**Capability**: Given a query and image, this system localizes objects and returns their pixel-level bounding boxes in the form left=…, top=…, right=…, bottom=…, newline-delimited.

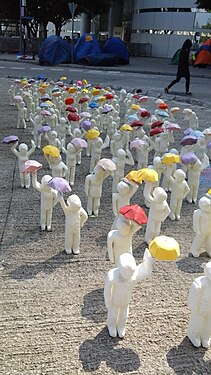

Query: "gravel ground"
left=0, top=78, right=211, bottom=375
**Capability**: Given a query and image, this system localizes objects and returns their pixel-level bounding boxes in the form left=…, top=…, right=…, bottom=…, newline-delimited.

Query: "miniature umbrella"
left=38, top=125, right=51, bottom=135
left=67, top=113, right=80, bottom=122
left=79, top=97, right=89, bottom=104
left=89, top=101, right=98, bottom=108
left=42, top=145, right=60, bottom=158
left=127, top=114, right=139, bottom=123
left=22, top=160, right=43, bottom=173
left=71, top=138, right=87, bottom=149
left=150, top=127, right=164, bottom=137
left=149, top=235, right=180, bottom=261
left=139, top=96, right=149, bottom=103
left=137, top=168, right=159, bottom=183
left=162, top=153, right=181, bottom=165
left=131, top=104, right=140, bottom=111
left=65, top=106, right=77, bottom=112
left=130, top=138, right=145, bottom=149
left=165, top=123, right=181, bottom=131
left=207, top=141, right=211, bottom=150
left=40, top=110, right=51, bottom=117
left=181, top=153, right=198, bottom=165
left=97, top=158, right=116, bottom=171
left=125, top=170, right=142, bottom=184
left=14, top=95, right=23, bottom=102
left=81, top=120, right=92, bottom=131
left=48, top=177, right=71, bottom=193
left=119, top=204, right=148, bottom=225
left=80, top=111, right=92, bottom=118
left=180, top=135, right=198, bottom=147
left=119, top=124, right=133, bottom=132
left=151, top=120, right=164, bottom=129
left=85, top=129, right=100, bottom=140
left=140, top=110, right=150, bottom=118
left=130, top=120, right=144, bottom=128
left=159, top=103, right=168, bottom=110
left=65, top=97, right=74, bottom=105
left=157, top=110, right=169, bottom=118
left=3, top=135, right=19, bottom=144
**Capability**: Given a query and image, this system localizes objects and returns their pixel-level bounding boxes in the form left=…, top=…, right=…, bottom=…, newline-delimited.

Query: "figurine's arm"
left=130, top=220, right=142, bottom=236
left=107, top=231, right=115, bottom=264
left=192, top=210, right=202, bottom=234
left=125, top=149, right=134, bottom=166
left=80, top=207, right=88, bottom=227
left=162, top=203, right=171, bottom=222
left=183, top=182, right=190, bottom=199
left=133, top=248, right=153, bottom=284
left=10, top=142, right=19, bottom=157
left=27, top=140, right=36, bottom=156
left=62, top=147, right=68, bottom=155
left=112, top=193, right=118, bottom=216
left=188, top=277, right=202, bottom=311
left=59, top=195, right=68, bottom=213
left=29, top=113, right=35, bottom=125
left=62, top=163, right=68, bottom=178
left=104, top=269, right=115, bottom=309
left=85, top=175, right=91, bottom=196
left=31, top=171, right=41, bottom=191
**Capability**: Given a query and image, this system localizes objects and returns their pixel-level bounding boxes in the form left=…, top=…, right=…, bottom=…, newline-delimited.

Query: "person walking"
left=165, top=39, right=192, bottom=95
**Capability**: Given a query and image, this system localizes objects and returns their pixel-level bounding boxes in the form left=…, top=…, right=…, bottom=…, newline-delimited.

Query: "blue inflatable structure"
left=38, top=35, right=72, bottom=65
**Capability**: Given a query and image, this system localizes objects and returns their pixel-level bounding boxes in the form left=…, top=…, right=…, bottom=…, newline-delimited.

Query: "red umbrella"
left=119, top=204, right=148, bottom=225
left=130, top=120, right=144, bottom=128
left=140, top=110, right=150, bottom=118
left=22, top=160, right=42, bottom=173
left=106, top=93, right=114, bottom=100
left=65, top=97, right=74, bottom=105
left=151, top=120, right=164, bottom=129
left=67, top=113, right=80, bottom=122
left=150, top=127, right=164, bottom=137
left=79, top=97, right=89, bottom=104
left=180, top=135, right=198, bottom=147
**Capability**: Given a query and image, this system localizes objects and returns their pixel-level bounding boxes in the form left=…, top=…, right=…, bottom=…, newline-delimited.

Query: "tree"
left=196, top=1, right=211, bottom=11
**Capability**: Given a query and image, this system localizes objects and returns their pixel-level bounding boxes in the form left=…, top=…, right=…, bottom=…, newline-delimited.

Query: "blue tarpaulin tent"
left=102, top=37, right=129, bottom=65
left=74, top=33, right=101, bottom=63
left=38, top=35, right=72, bottom=65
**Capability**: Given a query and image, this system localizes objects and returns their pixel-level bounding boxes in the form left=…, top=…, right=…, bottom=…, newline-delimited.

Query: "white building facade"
left=131, top=0, right=211, bottom=58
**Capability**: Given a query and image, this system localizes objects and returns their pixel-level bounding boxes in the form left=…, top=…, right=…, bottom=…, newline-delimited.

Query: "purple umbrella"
left=180, top=135, right=198, bottom=147
left=38, top=125, right=51, bottom=135
left=81, top=120, right=92, bottom=131
left=207, top=141, right=211, bottom=150
left=101, top=106, right=113, bottom=114
left=181, top=153, right=198, bottom=165
left=80, top=111, right=92, bottom=118
left=48, top=177, right=72, bottom=193
left=165, top=123, right=181, bottom=131
left=184, top=128, right=193, bottom=136
left=3, top=135, right=19, bottom=144
left=130, top=138, right=145, bottom=149
left=71, top=138, right=87, bottom=149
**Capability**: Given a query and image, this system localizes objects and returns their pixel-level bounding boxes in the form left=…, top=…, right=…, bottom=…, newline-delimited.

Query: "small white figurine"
left=183, top=108, right=199, bottom=130
left=59, top=193, right=88, bottom=254
left=195, top=136, right=210, bottom=170
left=104, top=249, right=153, bottom=338
left=17, top=101, right=27, bottom=129
left=62, top=143, right=81, bottom=186
left=110, top=131, right=123, bottom=157
left=187, top=261, right=211, bottom=348
left=150, top=131, right=169, bottom=157
left=169, top=169, right=190, bottom=221
left=85, top=165, right=109, bottom=217
left=57, top=117, right=68, bottom=148
left=136, top=141, right=153, bottom=169
left=145, top=187, right=171, bottom=244
left=30, top=114, right=42, bottom=148
left=186, top=159, right=202, bottom=204
left=8, top=84, right=16, bottom=106
left=89, top=137, right=103, bottom=173
left=32, top=172, right=58, bottom=231
left=44, top=130, right=61, bottom=150
left=50, top=155, right=68, bottom=178
left=11, top=140, right=36, bottom=188
left=112, top=149, right=134, bottom=193
left=190, top=194, right=211, bottom=258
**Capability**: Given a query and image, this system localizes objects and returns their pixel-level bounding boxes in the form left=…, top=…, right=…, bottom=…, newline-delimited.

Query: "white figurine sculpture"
left=59, top=193, right=88, bottom=254
left=145, top=187, right=171, bottom=244
left=89, top=137, right=103, bottom=173
left=195, top=136, right=210, bottom=170
left=136, top=141, right=153, bottom=169
left=161, top=149, right=179, bottom=192
left=8, top=84, right=16, bottom=106
left=112, top=179, right=138, bottom=229
left=186, top=159, right=202, bottom=204
left=183, top=108, right=199, bottom=130
left=190, top=194, right=211, bottom=258
left=110, top=131, right=123, bottom=157
left=150, top=131, right=169, bottom=157
left=62, top=143, right=81, bottom=186
left=11, top=140, right=36, bottom=188
left=32, top=172, right=58, bottom=231
left=112, top=149, right=134, bottom=193
left=44, top=130, right=61, bottom=150
left=187, top=261, right=211, bottom=348
left=104, top=249, right=153, bottom=338
left=169, top=169, right=190, bottom=221
left=17, top=101, right=27, bottom=129
left=50, top=155, right=68, bottom=178
left=30, top=114, right=42, bottom=148
left=57, top=117, right=68, bottom=148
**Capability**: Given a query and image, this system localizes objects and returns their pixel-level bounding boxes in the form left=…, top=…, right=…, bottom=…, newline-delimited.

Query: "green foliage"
left=196, top=0, right=211, bottom=11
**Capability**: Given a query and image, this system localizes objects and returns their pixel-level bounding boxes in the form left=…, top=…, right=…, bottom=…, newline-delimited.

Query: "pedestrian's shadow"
left=81, top=288, right=107, bottom=323
left=166, top=337, right=211, bottom=374
left=9, top=251, right=74, bottom=280
left=176, top=254, right=209, bottom=274
left=79, top=327, right=141, bottom=373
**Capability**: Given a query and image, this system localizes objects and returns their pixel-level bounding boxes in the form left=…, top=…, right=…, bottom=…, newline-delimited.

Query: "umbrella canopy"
left=127, top=114, right=139, bottom=123
left=22, top=160, right=42, bottom=173
left=92, top=88, right=101, bottom=96
left=190, top=130, right=204, bottom=138
left=14, top=95, right=23, bottom=102
left=81, top=120, right=92, bottom=131
left=162, top=153, right=181, bottom=165
left=131, top=104, right=140, bottom=111
left=130, top=138, right=145, bottom=149
left=71, top=138, right=87, bottom=149
left=149, top=235, right=180, bottom=261
left=140, top=109, right=150, bottom=118
left=150, top=127, right=164, bottom=137
left=80, top=111, right=92, bottom=118
left=40, top=102, right=51, bottom=108
left=79, top=97, right=89, bottom=104
left=119, top=124, right=133, bottom=132
left=119, top=204, right=148, bottom=225
left=89, top=101, right=98, bottom=108
left=125, top=170, right=142, bottom=184
left=106, top=93, right=114, bottom=100
left=40, top=94, right=51, bottom=102
left=42, top=145, right=60, bottom=158
left=165, top=123, right=181, bottom=131
left=48, top=177, right=71, bottom=193
left=101, top=106, right=113, bottom=114
left=65, top=106, right=77, bottom=112
left=180, top=135, right=198, bottom=147
left=41, top=110, right=51, bottom=117
left=170, top=107, right=180, bottom=114
left=85, top=129, right=100, bottom=140
left=139, top=96, right=149, bottom=103
left=65, top=97, right=74, bottom=105
left=151, top=120, right=164, bottom=129
left=207, top=141, right=211, bottom=150
left=67, top=113, right=80, bottom=122
left=38, top=125, right=51, bottom=135
left=97, top=158, right=116, bottom=171
left=181, top=152, right=198, bottom=165
left=159, top=103, right=168, bottom=110
left=68, top=87, right=77, bottom=94
left=130, top=120, right=144, bottom=128
left=157, top=110, right=169, bottom=118
left=3, top=135, right=19, bottom=144
left=137, top=168, right=159, bottom=183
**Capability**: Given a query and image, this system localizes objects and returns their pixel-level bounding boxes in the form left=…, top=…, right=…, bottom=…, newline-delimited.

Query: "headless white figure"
left=186, top=159, right=202, bottom=204
left=112, top=179, right=138, bottom=230
left=169, top=169, right=190, bottom=221
left=104, top=250, right=153, bottom=338
left=59, top=194, right=88, bottom=255
left=30, top=114, right=42, bottom=148
left=17, top=101, right=27, bottom=129
left=62, top=143, right=81, bottom=186
left=50, top=155, right=68, bottom=178
left=145, top=187, right=171, bottom=245
left=32, top=172, right=58, bottom=231
left=190, top=195, right=211, bottom=258
left=136, top=141, right=153, bottom=169
left=187, top=261, right=211, bottom=348
left=107, top=215, right=142, bottom=266
left=85, top=165, right=110, bottom=217
left=11, top=140, right=35, bottom=188
left=112, top=149, right=134, bottom=193
left=89, top=137, right=103, bottom=173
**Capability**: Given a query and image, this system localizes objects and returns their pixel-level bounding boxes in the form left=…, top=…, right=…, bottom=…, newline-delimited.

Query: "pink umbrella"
left=165, top=123, right=181, bottom=131
left=3, top=135, right=19, bottom=144
left=71, top=138, right=87, bottom=149
left=180, top=135, right=198, bottom=147
left=48, top=177, right=71, bottom=193
left=181, top=153, right=198, bottom=165
left=130, top=138, right=145, bottom=149
left=138, top=96, right=148, bottom=103
left=41, top=110, right=51, bottom=117
left=14, top=95, right=23, bottom=102
left=22, top=160, right=43, bottom=173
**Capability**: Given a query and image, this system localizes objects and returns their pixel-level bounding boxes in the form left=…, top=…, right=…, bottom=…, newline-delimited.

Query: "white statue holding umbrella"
left=10, top=140, right=36, bottom=188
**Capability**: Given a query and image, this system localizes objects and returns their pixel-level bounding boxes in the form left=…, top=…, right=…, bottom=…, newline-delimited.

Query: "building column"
left=80, top=13, right=91, bottom=35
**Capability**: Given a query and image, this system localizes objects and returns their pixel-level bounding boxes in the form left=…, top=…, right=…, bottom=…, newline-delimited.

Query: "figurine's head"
left=117, top=149, right=126, bottom=159
left=116, top=216, right=131, bottom=235
left=152, top=187, right=167, bottom=203
left=198, top=196, right=211, bottom=213
left=50, top=131, right=57, bottom=139
left=169, top=148, right=179, bottom=155
left=118, top=253, right=136, bottom=280
left=204, top=262, right=211, bottom=281
left=41, top=175, right=52, bottom=186
left=153, top=156, right=162, bottom=168
left=73, top=128, right=81, bottom=137
left=60, top=117, right=67, bottom=125
left=67, top=143, right=75, bottom=151
left=19, top=101, right=25, bottom=108
left=18, top=143, right=28, bottom=154
left=67, top=194, right=81, bottom=212
left=117, top=180, right=130, bottom=195
left=174, top=169, right=186, bottom=182
left=113, top=131, right=122, bottom=141
left=34, top=115, right=40, bottom=124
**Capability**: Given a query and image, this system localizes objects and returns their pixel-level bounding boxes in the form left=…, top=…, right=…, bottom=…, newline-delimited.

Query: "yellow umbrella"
left=85, top=129, right=100, bottom=140
left=149, top=235, right=180, bottom=261
left=40, top=83, right=48, bottom=88
left=162, top=153, right=181, bottom=165
left=38, top=87, right=46, bottom=95
left=42, top=145, right=60, bottom=158
left=206, top=188, right=211, bottom=197
left=131, top=104, right=140, bottom=111
left=137, top=168, right=158, bottom=183
left=68, top=87, right=77, bottom=93
left=21, top=80, right=28, bottom=86
left=82, top=79, right=88, bottom=85
left=92, top=88, right=101, bottom=96
left=120, top=124, right=133, bottom=132
left=97, top=96, right=106, bottom=103
left=60, top=76, right=67, bottom=81
left=45, top=100, right=55, bottom=107
left=82, top=88, right=89, bottom=94
left=125, top=170, right=142, bottom=184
